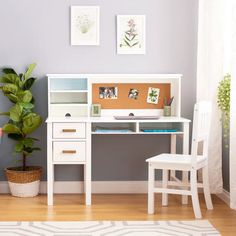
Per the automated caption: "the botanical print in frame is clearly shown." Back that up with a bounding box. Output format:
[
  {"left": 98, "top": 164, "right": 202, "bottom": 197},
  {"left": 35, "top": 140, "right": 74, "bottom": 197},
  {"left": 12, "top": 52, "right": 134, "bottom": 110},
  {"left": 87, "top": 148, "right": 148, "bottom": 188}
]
[
  {"left": 117, "top": 15, "right": 146, "bottom": 54},
  {"left": 71, "top": 6, "right": 100, "bottom": 45},
  {"left": 91, "top": 104, "right": 101, "bottom": 117},
  {"left": 147, "top": 87, "right": 160, "bottom": 104}
]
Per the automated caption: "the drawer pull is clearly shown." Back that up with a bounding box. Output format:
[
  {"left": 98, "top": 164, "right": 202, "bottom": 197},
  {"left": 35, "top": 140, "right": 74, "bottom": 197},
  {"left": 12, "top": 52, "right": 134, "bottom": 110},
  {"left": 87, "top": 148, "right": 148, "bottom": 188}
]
[
  {"left": 62, "top": 150, "right": 77, "bottom": 154},
  {"left": 62, "top": 129, "right": 76, "bottom": 133}
]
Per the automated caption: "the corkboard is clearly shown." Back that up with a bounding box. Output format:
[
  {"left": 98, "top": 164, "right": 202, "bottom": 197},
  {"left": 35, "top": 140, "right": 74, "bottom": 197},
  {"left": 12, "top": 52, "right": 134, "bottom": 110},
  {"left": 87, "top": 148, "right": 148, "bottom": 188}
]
[{"left": 92, "top": 83, "right": 170, "bottom": 109}]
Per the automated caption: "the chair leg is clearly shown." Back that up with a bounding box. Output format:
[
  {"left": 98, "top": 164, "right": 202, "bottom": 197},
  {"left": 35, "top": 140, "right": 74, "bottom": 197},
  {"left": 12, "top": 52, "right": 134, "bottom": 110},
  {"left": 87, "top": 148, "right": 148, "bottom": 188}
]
[
  {"left": 162, "top": 169, "right": 168, "bottom": 206},
  {"left": 182, "top": 171, "right": 189, "bottom": 204},
  {"left": 148, "top": 164, "right": 155, "bottom": 214},
  {"left": 202, "top": 166, "right": 213, "bottom": 210},
  {"left": 190, "top": 169, "right": 202, "bottom": 218}
]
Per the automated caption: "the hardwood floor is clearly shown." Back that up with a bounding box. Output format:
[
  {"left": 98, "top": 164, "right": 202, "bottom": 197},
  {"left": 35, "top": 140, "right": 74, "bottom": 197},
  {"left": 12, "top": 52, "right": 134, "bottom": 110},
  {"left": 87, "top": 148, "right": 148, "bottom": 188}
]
[{"left": 0, "top": 193, "right": 235, "bottom": 235}]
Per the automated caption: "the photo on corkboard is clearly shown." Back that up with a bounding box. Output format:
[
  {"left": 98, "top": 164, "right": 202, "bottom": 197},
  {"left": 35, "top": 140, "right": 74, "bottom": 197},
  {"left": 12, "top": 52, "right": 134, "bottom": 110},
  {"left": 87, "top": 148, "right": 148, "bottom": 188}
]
[
  {"left": 147, "top": 87, "right": 160, "bottom": 104},
  {"left": 99, "top": 87, "right": 118, "bottom": 99},
  {"left": 128, "top": 88, "right": 139, "bottom": 100}
]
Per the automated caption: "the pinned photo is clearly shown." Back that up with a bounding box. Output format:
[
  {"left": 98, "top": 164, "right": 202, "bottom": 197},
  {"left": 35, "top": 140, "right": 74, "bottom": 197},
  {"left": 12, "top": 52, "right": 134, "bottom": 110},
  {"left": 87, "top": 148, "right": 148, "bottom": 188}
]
[
  {"left": 147, "top": 87, "right": 160, "bottom": 104},
  {"left": 128, "top": 88, "right": 139, "bottom": 100},
  {"left": 99, "top": 87, "right": 118, "bottom": 99}
]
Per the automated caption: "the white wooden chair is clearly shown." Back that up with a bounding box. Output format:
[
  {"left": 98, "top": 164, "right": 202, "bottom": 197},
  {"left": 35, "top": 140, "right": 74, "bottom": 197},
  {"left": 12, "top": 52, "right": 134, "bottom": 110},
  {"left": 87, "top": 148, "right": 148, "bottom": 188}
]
[{"left": 146, "top": 101, "right": 213, "bottom": 218}]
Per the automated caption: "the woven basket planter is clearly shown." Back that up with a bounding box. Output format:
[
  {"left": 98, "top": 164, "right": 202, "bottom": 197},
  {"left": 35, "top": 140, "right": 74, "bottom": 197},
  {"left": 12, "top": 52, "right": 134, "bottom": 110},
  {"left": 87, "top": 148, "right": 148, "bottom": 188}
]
[{"left": 5, "top": 166, "right": 42, "bottom": 197}]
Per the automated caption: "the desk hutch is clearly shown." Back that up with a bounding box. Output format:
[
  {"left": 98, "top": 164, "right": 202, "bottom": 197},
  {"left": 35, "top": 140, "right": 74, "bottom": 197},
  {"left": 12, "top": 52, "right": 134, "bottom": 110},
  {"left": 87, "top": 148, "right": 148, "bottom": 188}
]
[{"left": 46, "top": 74, "right": 190, "bottom": 205}]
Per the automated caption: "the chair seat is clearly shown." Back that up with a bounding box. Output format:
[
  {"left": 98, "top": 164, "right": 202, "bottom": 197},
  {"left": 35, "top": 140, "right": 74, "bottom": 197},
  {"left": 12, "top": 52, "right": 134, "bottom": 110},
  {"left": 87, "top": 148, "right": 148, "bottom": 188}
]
[{"left": 146, "top": 154, "right": 207, "bottom": 171}]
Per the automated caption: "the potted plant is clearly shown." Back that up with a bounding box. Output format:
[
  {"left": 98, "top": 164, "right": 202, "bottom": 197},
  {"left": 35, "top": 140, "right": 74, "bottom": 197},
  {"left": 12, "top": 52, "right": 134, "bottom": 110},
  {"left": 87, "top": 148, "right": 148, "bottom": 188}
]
[
  {"left": 0, "top": 63, "right": 43, "bottom": 197},
  {"left": 217, "top": 74, "right": 231, "bottom": 146}
]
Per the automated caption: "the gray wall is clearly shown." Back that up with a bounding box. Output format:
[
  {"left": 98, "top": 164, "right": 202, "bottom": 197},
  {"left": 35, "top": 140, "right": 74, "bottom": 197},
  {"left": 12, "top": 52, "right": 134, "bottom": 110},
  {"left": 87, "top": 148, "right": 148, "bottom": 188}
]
[{"left": 0, "top": 0, "right": 198, "bottom": 181}]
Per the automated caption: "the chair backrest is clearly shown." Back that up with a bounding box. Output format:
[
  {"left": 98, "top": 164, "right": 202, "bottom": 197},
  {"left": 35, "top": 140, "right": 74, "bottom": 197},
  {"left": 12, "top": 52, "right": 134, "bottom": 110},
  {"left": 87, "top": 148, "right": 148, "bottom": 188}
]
[{"left": 191, "top": 101, "right": 212, "bottom": 166}]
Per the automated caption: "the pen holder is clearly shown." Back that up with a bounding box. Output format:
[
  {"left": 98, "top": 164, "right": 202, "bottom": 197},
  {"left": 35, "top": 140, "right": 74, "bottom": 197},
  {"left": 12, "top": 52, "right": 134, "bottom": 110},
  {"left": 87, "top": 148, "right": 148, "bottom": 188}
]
[{"left": 163, "top": 106, "right": 171, "bottom": 116}]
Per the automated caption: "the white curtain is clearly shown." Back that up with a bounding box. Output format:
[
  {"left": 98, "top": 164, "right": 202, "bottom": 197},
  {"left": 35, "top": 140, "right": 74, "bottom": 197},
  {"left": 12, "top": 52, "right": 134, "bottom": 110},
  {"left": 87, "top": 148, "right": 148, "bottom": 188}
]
[
  {"left": 230, "top": 1, "right": 236, "bottom": 209},
  {"left": 196, "top": 0, "right": 224, "bottom": 193}
]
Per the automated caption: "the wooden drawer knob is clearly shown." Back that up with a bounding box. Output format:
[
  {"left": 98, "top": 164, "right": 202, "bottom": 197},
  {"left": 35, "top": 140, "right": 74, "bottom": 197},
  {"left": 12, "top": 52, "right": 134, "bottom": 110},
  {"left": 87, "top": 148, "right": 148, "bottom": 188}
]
[
  {"left": 62, "top": 129, "right": 76, "bottom": 132},
  {"left": 62, "top": 150, "right": 77, "bottom": 154}
]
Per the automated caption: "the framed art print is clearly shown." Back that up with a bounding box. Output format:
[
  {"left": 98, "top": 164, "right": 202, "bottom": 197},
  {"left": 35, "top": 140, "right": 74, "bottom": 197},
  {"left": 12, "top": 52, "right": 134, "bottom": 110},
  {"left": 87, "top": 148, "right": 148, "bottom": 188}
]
[
  {"left": 71, "top": 6, "right": 100, "bottom": 45},
  {"left": 91, "top": 104, "right": 101, "bottom": 117},
  {"left": 147, "top": 87, "right": 160, "bottom": 104},
  {"left": 117, "top": 15, "right": 146, "bottom": 54}
]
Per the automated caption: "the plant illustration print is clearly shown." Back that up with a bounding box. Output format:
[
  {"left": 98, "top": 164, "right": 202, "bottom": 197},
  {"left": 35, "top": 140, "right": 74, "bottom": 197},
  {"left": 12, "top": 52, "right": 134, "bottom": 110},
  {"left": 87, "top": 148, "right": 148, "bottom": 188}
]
[
  {"left": 147, "top": 87, "right": 160, "bottom": 104},
  {"left": 120, "top": 18, "right": 140, "bottom": 48},
  {"left": 117, "top": 15, "right": 145, "bottom": 54},
  {"left": 76, "top": 14, "right": 94, "bottom": 34},
  {"left": 71, "top": 6, "right": 99, "bottom": 45}
]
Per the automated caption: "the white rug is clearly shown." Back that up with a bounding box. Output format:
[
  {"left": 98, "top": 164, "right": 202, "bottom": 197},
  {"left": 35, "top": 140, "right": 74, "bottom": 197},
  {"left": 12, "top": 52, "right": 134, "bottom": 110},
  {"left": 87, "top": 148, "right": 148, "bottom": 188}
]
[{"left": 0, "top": 221, "right": 220, "bottom": 236}]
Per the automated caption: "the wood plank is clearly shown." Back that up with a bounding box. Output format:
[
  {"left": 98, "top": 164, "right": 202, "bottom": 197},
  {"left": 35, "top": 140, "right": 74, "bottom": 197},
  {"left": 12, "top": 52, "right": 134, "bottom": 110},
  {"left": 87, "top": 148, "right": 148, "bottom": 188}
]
[{"left": 0, "top": 194, "right": 235, "bottom": 235}]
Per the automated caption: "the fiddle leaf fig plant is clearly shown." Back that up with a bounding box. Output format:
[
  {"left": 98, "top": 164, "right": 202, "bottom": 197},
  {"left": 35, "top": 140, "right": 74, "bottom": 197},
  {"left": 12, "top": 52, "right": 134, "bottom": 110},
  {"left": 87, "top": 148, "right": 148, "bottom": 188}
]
[
  {"left": 0, "top": 63, "right": 42, "bottom": 171},
  {"left": 217, "top": 74, "right": 231, "bottom": 142}
]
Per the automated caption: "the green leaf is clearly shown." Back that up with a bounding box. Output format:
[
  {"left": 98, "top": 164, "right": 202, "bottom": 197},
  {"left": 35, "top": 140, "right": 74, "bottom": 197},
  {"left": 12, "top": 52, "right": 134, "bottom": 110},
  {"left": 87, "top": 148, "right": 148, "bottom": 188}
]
[
  {"left": 22, "top": 138, "right": 34, "bottom": 148},
  {"left": 19, "top": 102, "right": 34, "bottom": 109},
  {"left": 14, "top": 142, "right": 24, "bottom": 153},
  {"left": 9, "top": 104, "right": 23, "bottom": 122},
  {"left": 5, "top": 93, "right": 18, "bottom": 103},
  {"left": 8, "top": 133, "right": 23, "bottom": 140},
  {"left": 131, "top": 34, "right": 137, "bottom": 41},
  {"left": 22, "top": 90, "right": 33, "bottom": 103},
  {"left": 1, "top": 83, "right": 18, "bottom": 95},
  {"left": 24, "top": 63, "right": 36, "bottom": 81},
  {"left": 22, "top": 77, "right": 36, "bottom": 90},
  {"left": 2, "top": 123, "right": 21, "bottom": 134},
  {"left": 31, "top": 96, "right": 35, "bottom": 104},
  {"left": 0, "top": 112, "right": 10, "bottom": 116},
  {"left": 131, "top": 41, "right": 139, "bottom": 47},
  {"left": 2, "top": 68, "right": 17, "bottom": 75},
  {"left": 27, "top": 137, "right": 39, "bottom": 141},
  {"left": 125, "top": 35, "right": 131, "bottom": 41},
  {"left": 22, "top": 113, "right": 42, "bottom": 135},
  {"left": 124, "top": 39, "right": 131, "bottom": 47},
  {"left": 31, "top": 147, "right": 41, "bottom": 151},
  {"left": 0, "top": 77, "right": 9, "bottom": 83},
  {"left": 17, "top": 90, "right": 33, "bottom": 103},
  {"left": 0, "top": 74, "right": 22, "bottom": 87}
]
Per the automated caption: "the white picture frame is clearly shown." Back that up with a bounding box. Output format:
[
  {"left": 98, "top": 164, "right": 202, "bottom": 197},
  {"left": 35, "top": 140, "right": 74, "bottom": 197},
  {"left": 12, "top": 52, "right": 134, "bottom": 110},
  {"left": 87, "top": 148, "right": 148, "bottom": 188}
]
[
  {"left": 71, "top": 6, "right": 100, "bottom": 45},
  {"left": 117, "top": 15, "right": 146, "bottom": 54},
  {"left": 147, "top": 87, "right": 160, "bottom": 104},
  {"left": 91, "top": 104, "right": 101, "bottom": 117}
]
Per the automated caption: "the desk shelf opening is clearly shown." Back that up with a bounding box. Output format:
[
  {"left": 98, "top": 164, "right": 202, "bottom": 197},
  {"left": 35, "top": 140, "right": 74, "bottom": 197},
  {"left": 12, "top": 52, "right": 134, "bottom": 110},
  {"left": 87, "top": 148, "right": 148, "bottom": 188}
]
[
  {"left": 139, "top": 122, "right": 183, "bottom": 134},
  {"left": 92, "top": 122, "right": 136, "bottom": 134}
]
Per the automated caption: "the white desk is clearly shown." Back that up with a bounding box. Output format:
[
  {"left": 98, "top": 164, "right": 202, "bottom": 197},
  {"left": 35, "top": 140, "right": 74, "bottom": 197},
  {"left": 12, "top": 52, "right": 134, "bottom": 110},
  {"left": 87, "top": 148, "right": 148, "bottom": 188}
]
[{"left": 46, "top": 116, "right": 190, "bottom": 205}]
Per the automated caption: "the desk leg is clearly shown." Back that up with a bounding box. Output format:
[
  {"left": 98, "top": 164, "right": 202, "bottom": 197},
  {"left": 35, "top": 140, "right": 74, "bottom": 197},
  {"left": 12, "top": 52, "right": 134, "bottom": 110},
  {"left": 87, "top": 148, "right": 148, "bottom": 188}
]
[
  {"left": 85, "top": 123, "right": 91, "bottom": 205},
  {"left": 84, "top": 164, "right": 91, "bottom": 205},
  {"left": 47, "top": 123, "right": 53, "bottom": 206},
  {"left": 170, "top": 134, "right": 177, "bottom": 178},
  {"left": 182, "top": 122, "right": 189, "bottom": 204}
]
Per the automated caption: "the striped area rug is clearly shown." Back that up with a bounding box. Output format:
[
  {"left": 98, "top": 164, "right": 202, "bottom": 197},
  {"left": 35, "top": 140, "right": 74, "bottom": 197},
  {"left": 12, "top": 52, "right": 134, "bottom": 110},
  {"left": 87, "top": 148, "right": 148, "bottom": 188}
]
[{"left": 0, "top": 220, "right": 220, "bottom": 236}]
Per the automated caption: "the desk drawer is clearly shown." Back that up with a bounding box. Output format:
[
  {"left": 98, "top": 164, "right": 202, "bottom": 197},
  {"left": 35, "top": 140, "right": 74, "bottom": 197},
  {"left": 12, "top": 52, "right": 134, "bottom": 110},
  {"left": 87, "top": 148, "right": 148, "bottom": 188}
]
[
  {"left": 53, "top": 142, "right": 86, "bottom": 162},
  {"left": 53, "top": 123, "right": 86, "bottom": 139}
]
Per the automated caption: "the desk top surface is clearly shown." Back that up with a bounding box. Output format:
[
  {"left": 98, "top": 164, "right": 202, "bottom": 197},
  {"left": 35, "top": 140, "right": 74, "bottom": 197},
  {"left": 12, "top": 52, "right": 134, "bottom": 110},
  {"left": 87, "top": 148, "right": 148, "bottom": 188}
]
[{"left": 46, "top": 116, "right": 191, "bottom": 123}]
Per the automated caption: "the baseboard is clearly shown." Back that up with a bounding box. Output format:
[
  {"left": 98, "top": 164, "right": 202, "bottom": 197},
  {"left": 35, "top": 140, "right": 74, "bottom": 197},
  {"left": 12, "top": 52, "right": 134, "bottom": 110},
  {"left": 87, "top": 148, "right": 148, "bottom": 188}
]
[
  {"left": 217, "top": 189, "right": 230, "bottom": 206},
  {"left": 0, "top": 181, "right": 148, "bottom": 194},
  {"left": 1, "top": 181, "right": 227, "bottom": 199}
]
